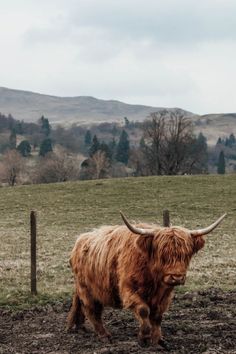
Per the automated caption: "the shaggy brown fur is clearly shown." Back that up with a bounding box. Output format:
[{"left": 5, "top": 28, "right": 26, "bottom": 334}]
[{"left": 67, "top": 222, "right": 206, "bottom": 347}]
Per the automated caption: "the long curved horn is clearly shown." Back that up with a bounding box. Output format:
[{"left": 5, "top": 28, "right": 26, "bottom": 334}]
[
  {"left": 190, "top": 213, "right": 227, "bottom": 237},
  {"left": 120, "top": 211, "right": 154, "bottom": 236}
]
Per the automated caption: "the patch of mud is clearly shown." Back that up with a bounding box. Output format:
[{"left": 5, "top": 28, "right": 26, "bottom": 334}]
[{"left": 0, "top": 289, "right": 235, "bottom": 354}]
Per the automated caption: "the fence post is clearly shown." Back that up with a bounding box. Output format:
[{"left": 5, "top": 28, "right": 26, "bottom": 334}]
[
  {"left": 30, "top": 211, "right": 37, "bottom": 295},
  {"left": 163, "top": 209, "right": 170, "bottom": 227}
]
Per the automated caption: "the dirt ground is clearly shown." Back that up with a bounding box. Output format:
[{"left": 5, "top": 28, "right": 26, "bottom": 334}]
[{"left": 0, "top": 288, "right": 235, "bottom": 354}]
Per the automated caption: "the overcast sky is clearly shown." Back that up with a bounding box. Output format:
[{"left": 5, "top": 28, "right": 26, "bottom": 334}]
[{"left": 0, "top": 0, "right": 236, "bottom": 114}]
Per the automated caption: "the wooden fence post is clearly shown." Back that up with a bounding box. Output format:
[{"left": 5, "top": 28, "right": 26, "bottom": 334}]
[
  {"left": 30, "top": 211, "right": 37, "bottom": 295},
  {"left": 163, "top": 209, "right": 170, "bottom": 227}
]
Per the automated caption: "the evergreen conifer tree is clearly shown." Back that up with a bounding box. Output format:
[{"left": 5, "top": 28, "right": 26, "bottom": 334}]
[
  {"left": 116, "top": 130, "right": 130, "bottom": 164},
  {"left": 84, "top": 130, "right": 92, "bottom": 145},
  {"left": 40, "top": 116, "right": 51, "bottom": 136},
  {"left": 108, "top": 139, "right": 116, "bottom": 159},
  {"left": 89, "top": 135, "right": 100, "bottom": 157},
  {"left": 124, "top": 117, "right": 130, "bottom": 127},
  {"left": 217, "top": 150, "right": 226, "bottom": 174},
  {"left": 194, "top": 132, "right": 208, "bottom": 173},
  {"left": 111, "top": 125, "right": 118, "bottom": 137},
  {"left": 228, "top": 133, "right": 236, "bottom": 147},
  {"left": 9, "top": 129, "right": 17, "bottom": 149},
  {"left": 39, "top": 138, "right": 53, "bottom": 156},
  {"left": 17, "top": 140, "right": 31, "bottom": 157},
  {"left": 225, "top": 138, "right": 230, "bottom": 147},
  {"left": 100, "top": 142, "right": 112, "bottom": 161}
]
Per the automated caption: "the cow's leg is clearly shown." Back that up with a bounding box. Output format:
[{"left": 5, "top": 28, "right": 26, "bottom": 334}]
[
  {"left": 150, "top": 313, "right": 170, "bottom": 351},
  {"left": 81, "top": 297, "right": 111, "bottom": 341},
  {"left": 67, "top": 292, "right": 85, "bottom": 331},
  {"left": 123, "top": 293, "right": 152, "bottom": 347},
  {"left": 150, "top": 312, "right": 163, "bottom": 344},
  {"left": 135, "top": 303, "right": 152, "bottom": 347},
  {"left": 150, "top": 290, "right": 173, "bottom": 350}
]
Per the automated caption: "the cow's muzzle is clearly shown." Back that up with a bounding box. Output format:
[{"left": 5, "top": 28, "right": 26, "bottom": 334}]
[{"left": 163, "top": 274, "right": 186, "bottom": 286}]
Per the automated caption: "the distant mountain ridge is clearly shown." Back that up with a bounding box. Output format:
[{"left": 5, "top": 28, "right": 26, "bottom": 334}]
[
  {"left": 0, "top": 86, "right": 235, "bottom": 144},
  {"left": 0, "top": 86, "right": 193, "bottom": 124}
]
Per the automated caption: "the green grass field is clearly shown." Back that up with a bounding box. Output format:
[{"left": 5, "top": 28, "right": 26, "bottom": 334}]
[{"left": 0, "top": 175, "right": 235, "bottom": 308}]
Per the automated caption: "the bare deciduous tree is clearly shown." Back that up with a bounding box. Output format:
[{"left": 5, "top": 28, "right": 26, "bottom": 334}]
[
  {"left": 128, "top": 147, "right": 148, "bottom": 177},
  {"left": 161, "top": 112, "right": 194, "bottom": 175},
  {"left": 79, "top": 150, "right": 110, "bottom": 180},
  {"left": 143, "top": 111, "right": 166, "bottom": 174},
  {"left": 142, "top": 110, "right": 206, "bottom": 175},
  {"left": 34, "top": 146, "right": 80, "bottom": 183},
  {"left": 91, "top": 150, "right": 110, "bottom": 179},
  {"left": 0, "top": 149, "right": 24, "bottom": 186}
]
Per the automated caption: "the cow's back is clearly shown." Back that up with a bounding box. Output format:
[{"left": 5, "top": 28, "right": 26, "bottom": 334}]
[{"left": 70, "top": 225, "right": 130, "bottom": 306}]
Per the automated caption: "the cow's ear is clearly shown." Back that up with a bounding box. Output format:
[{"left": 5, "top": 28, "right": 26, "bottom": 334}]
[
  {"left": 192, "top": 236, "right": 205, "bottom": 254},
  {"left": 136, "top": 235, "right": 154, "bottom": 257}
]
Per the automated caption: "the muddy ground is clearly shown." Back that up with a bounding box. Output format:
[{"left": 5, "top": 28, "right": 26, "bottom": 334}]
[{"left": 0, "top": 289, "right": 235, "bottom": 354}]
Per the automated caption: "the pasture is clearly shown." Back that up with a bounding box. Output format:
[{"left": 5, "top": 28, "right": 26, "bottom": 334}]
[{"left": 0, "top": 175, "right": 236, "bottom": 353}]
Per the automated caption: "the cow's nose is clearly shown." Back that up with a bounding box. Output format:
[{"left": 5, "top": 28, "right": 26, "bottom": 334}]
[{"left": 172, "top": 274, "right": 186, "bottom": 283}]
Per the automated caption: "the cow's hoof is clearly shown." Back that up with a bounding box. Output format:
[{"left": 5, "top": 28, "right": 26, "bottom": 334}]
[
  {"left": 78, "top": 324, "right": 89, "bottom": 333},
  {"left": 138, "top": 336, "right": 151, "bottom": 348},
  {"left": 66, "top": 324, "right": 88, "bottom": 333},
  {"left": 158, "top": 338, "right": 171, "bottom": 351},
  {"left": 99, "top": 332, "right": 112, "bottom": 343}
]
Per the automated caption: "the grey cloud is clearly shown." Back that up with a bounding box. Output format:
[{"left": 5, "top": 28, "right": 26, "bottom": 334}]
[
  {"left": 22, "top": 0, "right": 236, "bottom": 65},
  {"left": 2, "top": 0, "right": 236, "bottom": 113},
  {"left": 24, "top": 0, "right": 236, "bottom": 45},
  {"left": 67, "top": 0, "right": 236, "bottom": 43}
]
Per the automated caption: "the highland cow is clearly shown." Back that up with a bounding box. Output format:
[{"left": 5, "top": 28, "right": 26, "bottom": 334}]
[{"left": 67, "top": 212, "right": 226, "bottom": 348}]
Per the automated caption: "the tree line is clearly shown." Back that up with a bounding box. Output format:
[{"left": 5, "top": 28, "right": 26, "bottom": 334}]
[{"left": 0, "top": 110, "right": 235, "bottom": 186}]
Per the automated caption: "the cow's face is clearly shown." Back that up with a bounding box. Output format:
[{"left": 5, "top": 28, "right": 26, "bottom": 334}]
[
  {"left": 120, "top": 211, "right": 226, "bottom": 287},
  {"left": 134, "top": 227, "right": 206, "bottom": 286},
  {"left": 153, "top": 228, "right": 199, "bottom": 287},
  {"left": 160, "top": 236, "right": 205, "bottom": 286}
]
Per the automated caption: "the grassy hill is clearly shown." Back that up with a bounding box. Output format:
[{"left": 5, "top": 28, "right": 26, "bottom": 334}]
[{"left": 0, "top": 174, "right": 235, "bottom": 308}]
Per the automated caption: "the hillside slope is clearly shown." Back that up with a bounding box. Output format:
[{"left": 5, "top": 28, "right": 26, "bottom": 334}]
[
  {"left": 0, "top": 86, "right": 193, "bottom": 124},
  {"left": 195, "top": 113, "right": 236, "bottom": 144},
  {"left": 0, "top": 86, "right": 235, "bottom": 143}
]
